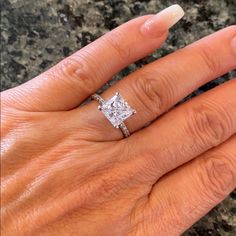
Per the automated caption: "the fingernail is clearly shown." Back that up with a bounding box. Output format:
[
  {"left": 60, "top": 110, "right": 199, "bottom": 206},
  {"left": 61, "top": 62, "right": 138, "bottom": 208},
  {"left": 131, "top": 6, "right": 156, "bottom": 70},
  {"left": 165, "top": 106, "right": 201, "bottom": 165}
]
[{"left": 141, "top": 4, "right": 185, "bottom": 37}]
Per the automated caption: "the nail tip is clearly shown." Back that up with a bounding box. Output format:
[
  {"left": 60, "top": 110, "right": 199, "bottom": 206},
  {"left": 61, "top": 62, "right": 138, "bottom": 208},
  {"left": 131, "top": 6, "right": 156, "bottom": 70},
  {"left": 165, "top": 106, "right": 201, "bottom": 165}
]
[
  {"left": 141, "top": 4, "right": 185, "bottom": 37},
  {"left": 171, "top": 4, "right": 185, "bottom": 11},
  {"left": 168, "top": 4, "right": 185, "bottom": 26},
  {"left": 173, "top": 4, "right": 185, "bottom": 14}
]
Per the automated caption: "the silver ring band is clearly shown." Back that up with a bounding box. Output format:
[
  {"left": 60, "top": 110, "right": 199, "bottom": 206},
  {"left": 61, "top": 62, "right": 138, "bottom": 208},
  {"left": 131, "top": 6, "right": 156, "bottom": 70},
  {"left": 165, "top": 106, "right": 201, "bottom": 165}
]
[
  {"left": 91, "top": 93, "right": 105, "bottom": 104},
  {"left": 91, "top": 93, "right": 135, "bottom": 138},
  {"left": 119, "top": 122, "right": 130, "bottom": 138}
]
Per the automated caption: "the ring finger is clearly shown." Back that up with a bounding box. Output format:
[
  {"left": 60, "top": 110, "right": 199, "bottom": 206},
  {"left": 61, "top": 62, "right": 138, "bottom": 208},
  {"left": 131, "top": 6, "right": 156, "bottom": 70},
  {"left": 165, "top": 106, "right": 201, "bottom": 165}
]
[{"left": 78, "top": 26, "right": 236, "bottom": 140}]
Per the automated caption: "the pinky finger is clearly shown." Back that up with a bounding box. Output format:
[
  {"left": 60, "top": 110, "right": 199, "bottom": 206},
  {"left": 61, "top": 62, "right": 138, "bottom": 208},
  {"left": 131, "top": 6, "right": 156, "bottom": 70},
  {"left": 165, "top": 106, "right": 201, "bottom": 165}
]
[{"left": 145, "top": 134, "right": 236, "bottom": 235}]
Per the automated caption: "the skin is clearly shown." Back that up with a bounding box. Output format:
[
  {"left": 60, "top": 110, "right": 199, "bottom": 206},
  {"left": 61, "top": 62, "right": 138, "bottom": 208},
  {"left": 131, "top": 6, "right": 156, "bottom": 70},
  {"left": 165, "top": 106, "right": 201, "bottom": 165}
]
[{"left": 1, "top": 15, "right": 236, "bottom": 236}]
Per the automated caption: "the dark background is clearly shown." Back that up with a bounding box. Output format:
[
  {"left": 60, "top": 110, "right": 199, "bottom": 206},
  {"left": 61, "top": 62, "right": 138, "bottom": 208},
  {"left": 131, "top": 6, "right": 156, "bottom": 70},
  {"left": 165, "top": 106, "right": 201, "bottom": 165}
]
[{"left": 1, "top": 0, "right": 236, "bottom": 235}]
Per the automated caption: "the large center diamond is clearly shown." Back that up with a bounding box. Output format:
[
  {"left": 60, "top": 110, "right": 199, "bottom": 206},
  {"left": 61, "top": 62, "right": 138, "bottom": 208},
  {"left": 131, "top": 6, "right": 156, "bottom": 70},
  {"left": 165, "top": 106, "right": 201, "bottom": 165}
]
[{"left": 100, "top": 92, "right": 135, "bottom": 128}]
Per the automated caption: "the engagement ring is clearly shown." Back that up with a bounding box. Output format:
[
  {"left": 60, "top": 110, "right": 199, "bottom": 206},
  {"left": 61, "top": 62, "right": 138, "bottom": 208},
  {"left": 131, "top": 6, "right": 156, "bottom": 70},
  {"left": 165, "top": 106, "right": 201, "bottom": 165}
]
[{"left": 91, "top": 92, "right": 136, "bottom": 138}]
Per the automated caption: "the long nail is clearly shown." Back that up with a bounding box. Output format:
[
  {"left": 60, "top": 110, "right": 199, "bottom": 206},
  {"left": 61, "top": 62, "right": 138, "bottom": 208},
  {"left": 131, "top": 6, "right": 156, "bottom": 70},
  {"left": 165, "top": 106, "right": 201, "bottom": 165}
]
[{"left": 141, "top": 4, "right": 185, "bottom": 37}]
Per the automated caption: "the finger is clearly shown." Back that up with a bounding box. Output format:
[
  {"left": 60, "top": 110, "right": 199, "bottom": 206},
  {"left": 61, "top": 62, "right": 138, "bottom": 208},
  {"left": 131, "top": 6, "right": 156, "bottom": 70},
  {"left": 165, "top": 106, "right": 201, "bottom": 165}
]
[
  {"left": 2, "top": 5, "right": 185, "bottom": 112},
  {"left": 129, "top": 79, "right": 236, "bottom": 182},
  {"left": 142, "top": 134, "right": 236, "bottom": 235},
  {"left": 80, "top": 25, "right": 236, "bottom": 140}
]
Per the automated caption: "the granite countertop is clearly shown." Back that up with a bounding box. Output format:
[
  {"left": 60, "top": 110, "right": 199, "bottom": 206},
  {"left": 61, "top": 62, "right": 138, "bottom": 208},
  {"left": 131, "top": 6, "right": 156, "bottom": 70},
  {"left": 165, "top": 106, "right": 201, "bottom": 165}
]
[{"left": 1, "top": 0, "right": 236, "bottom": 235}]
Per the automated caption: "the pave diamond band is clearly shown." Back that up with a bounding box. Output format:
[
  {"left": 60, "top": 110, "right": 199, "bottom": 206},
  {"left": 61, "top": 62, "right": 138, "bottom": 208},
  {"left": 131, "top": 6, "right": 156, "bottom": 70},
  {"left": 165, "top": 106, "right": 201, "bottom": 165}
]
[
  {"left": 91, "top": 92, "right": 136, "bottom": 138},
  {"left": 91, "top": 93, "right": 105, "bottom": 105},
  {"left": 119, "top": 122, "right": 131, "bottom": 138}
]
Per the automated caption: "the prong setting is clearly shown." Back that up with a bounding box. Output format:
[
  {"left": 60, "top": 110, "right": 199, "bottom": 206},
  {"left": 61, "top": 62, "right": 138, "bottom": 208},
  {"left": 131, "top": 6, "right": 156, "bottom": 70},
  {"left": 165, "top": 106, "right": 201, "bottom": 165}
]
[{"left": 92, "top": 92, "right": 135, "bottom": 136}]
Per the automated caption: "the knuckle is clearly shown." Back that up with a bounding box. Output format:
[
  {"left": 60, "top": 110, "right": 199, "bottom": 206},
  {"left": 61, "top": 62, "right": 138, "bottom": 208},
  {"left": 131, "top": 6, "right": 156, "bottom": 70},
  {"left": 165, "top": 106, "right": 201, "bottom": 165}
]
[
  {"left": 97, "top": 176, "right": 117, "bottom": 196},
  {"left": 197, "top": 152, "right": 236, "bottom": 200},
  {"left": 133, "top": 76, "right": 163, "bottom": 116},
  {"left": 185, "top": 103, "right": 231, "bottom": 148},
  {"left": 198, "top": 44, "right": 221, "bottom": 75},
  {"left": 131, "top": 72, "right": 173, "bottom": 117},
  {"left": 105, "top": 30, "right": 131, "bottom": 62},
  {"left": 48, "top": 55, "right": 97, "bottom": 94},
  {"left": 140, "top": 148, "right": 165, "bottom": 179},
  {"left": 48, "top": 56, "right": 77, "bottom": 82},
  {"left": 57, "top": 56, "right": 82, "bottom": 78},
  {"left": 96, "top": 173, "right": 126, "bottom": 199}
]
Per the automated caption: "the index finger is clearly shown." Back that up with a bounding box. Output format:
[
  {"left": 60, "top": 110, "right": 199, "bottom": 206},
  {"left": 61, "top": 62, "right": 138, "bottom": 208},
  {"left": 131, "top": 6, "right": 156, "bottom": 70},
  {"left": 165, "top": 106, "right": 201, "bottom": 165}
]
[{"left": 2, "top": 5, "right": 185, "bottom": 112}]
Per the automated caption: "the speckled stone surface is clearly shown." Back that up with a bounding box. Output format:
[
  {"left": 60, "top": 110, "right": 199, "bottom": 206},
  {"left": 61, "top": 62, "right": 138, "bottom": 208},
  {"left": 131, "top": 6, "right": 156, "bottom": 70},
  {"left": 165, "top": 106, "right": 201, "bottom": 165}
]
[{"left": 1, "top": 0, "right": 236, "bottom": 235}]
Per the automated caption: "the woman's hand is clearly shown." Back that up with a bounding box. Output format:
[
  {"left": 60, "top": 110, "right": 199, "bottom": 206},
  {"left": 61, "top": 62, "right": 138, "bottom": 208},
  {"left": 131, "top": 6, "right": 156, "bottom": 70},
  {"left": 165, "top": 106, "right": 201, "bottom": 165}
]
[{"left": 1, "top": 5, "right": 236, "bottom": 236}]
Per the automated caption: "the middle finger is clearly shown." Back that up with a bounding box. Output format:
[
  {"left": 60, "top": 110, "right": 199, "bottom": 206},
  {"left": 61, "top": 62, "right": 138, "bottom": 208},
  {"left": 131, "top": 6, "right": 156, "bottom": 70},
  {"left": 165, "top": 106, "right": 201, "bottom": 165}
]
[{"left": 129, "top": 79, "right": 236, "bottom": 182}]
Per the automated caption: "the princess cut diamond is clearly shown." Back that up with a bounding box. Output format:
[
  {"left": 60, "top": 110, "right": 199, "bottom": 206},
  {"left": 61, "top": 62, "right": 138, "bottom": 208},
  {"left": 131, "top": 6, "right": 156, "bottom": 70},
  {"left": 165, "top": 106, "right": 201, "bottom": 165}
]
[{"left": 99, "top": 92, "right": 136, "bottom": 128}]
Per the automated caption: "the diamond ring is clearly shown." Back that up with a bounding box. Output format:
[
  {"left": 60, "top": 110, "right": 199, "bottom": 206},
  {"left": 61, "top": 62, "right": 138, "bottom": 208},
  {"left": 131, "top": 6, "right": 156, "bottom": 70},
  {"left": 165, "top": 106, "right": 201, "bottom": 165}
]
[{"left": 91, "top": 92, "right": 136, "bottom": 138}]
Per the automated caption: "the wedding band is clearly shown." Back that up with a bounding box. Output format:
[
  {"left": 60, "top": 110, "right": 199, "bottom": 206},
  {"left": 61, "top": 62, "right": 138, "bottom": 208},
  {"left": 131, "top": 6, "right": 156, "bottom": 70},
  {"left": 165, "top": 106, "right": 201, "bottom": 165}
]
[{"left": 91, "top": 92, "right": 136, "bottom": 138}]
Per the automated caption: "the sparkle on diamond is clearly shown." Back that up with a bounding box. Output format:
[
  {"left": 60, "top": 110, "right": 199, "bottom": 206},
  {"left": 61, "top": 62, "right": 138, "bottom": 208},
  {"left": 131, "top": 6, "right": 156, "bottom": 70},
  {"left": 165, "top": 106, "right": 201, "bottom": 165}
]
[{"left": 100, "top": 93, "right": 135, "bottom": 127}]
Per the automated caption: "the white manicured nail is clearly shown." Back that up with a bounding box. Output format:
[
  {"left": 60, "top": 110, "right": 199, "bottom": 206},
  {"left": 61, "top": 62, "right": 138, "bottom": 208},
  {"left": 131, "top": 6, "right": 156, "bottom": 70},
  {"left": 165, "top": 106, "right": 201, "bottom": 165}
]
[{"left": 141, "top": 4, "right": 185, "bottom": 37}]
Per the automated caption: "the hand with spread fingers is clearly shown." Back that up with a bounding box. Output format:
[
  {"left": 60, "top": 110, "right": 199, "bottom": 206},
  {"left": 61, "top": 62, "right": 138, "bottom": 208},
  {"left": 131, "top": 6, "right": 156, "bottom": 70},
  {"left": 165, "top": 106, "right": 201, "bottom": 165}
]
[{"left": 1, "top": 4, "right": 236, "bottom": 236}]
